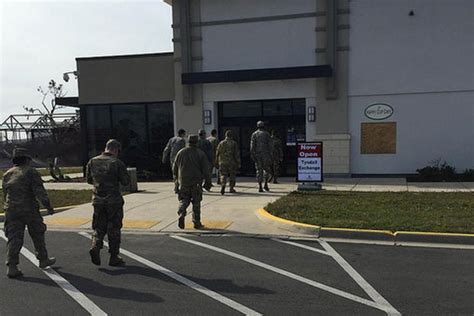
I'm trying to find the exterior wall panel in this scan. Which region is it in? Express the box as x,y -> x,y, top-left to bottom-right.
77,54 -> 175,105
348,0 -> 474,173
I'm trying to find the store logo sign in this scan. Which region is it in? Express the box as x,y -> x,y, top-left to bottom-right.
364,103 -> 394,120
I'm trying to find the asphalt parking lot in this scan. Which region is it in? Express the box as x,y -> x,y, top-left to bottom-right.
0,231 -> 473,315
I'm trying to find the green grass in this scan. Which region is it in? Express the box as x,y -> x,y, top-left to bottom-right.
0,166 -> 83,178
0,190 -> 92,214
265,190 -> 474,234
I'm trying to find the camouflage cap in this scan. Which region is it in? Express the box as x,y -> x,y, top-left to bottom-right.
188,134 -> 199,144
257,121 -> 265,128
12,148 -> 32,160
225,130 -> 233,138
198,129 -> 206,136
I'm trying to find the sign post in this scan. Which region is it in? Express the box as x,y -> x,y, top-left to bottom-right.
296,142 -> 323,190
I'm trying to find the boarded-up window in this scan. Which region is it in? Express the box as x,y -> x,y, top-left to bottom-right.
360,122 -> 397,154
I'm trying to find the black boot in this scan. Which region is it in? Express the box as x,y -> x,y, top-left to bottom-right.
39,257 -> 56,269
258,183 -> 264,192
220,185 -> 225,195
178,214 -> 185,229
109,254 -> 126,267
194,222 -> 204,229
89,247 -> 101,266
7,265 -> 23,278
229,187 -> 236,193
264,181 -> 270,191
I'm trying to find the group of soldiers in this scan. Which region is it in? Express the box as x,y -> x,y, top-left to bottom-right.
1,121 -> 283,278
2,140 -> 130,278
162,121 -> 283,229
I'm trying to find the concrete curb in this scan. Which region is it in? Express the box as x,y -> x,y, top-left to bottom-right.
0,205 -> 78,223
256,208 -> 320,236
394,231 -> 474,245
320,227 -> 394,241
257,208 -> 474,244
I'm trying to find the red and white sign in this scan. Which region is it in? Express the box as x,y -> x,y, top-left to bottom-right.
296,142 -> 323,182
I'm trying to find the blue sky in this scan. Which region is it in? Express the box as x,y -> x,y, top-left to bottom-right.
0,0 -> 173,121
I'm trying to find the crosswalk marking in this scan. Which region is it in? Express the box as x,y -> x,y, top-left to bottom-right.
271,238 -> 332,256
0,230 -> 107,316
172,235 -> 393,313
78,232 -> 262,316
318,239 -> 401,316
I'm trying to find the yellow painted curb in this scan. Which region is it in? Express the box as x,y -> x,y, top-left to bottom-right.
44,217 -> 91,226
123,220 -> 160,229
256,208 -> 320,236
323,227 -> 394,235
394,231 -> 474,237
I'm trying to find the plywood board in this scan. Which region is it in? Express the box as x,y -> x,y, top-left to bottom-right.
361,122 -> 397,154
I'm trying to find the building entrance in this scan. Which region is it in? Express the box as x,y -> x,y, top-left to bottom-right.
218,99 -> 306,176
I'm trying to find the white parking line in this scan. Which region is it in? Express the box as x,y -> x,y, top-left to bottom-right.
171,235 -> 389,313
78,232 -> 261,316
271,238 -> 332,256
318,240 -> 401,316
0,230 -> 107,316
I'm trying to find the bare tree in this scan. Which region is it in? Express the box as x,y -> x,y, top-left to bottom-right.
24,79 -> 67,116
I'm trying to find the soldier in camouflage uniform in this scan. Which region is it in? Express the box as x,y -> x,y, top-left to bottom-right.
162,129 -> 186,167
86,139 -> 130,267
197,129 -> 214,191
270,130 -> 284,184
250,121 -> 272,192
173,135 -> 212,229
207,129 -> 220,184
2,148 -> 56,278
215,130 -> 240,195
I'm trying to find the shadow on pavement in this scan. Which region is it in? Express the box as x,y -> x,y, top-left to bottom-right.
181,274 -> 276,295
98,265 -> 181,286
54,267 -> 163,303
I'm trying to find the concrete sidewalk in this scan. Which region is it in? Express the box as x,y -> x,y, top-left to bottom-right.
2,177 -> 472,239
32,177 -> 473,238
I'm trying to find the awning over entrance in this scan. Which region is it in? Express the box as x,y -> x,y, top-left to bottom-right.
182,65 -> 332,84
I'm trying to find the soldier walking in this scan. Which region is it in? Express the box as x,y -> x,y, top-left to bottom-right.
86,139 -> 130,267
250,121 -> 272,192
270,130 -> 284,184
162,129 -> 186,168
207,129 -> 220,184
173,135 -> 212,229
2,148 -> 56,278
215,130 -> 240,195
197,129 -> 214,191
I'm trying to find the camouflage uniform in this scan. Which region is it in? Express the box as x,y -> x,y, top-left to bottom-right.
197,136 -> 214,170
86,152 -> 130,256
207,135 -> 219,155
216,132 -> 240,192
250,126 -> 273,186
270,135 -> 284,183
162,136 -> 186,167
173,136 -> 211,226
2,157 -> 52,267
207,134 -> 220,184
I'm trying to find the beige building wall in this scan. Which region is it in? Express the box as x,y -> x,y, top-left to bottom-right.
171,0 -> 205,134
311,0 -> 351,174
77,53 -> 175,105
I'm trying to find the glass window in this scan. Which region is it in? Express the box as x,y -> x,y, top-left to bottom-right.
292,99 -> 306,115
221,101 -> 261,118
263,100 -> 292,116
148,102 -> 174,176
111,104 -> 147,167
86,105 -> 111,157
